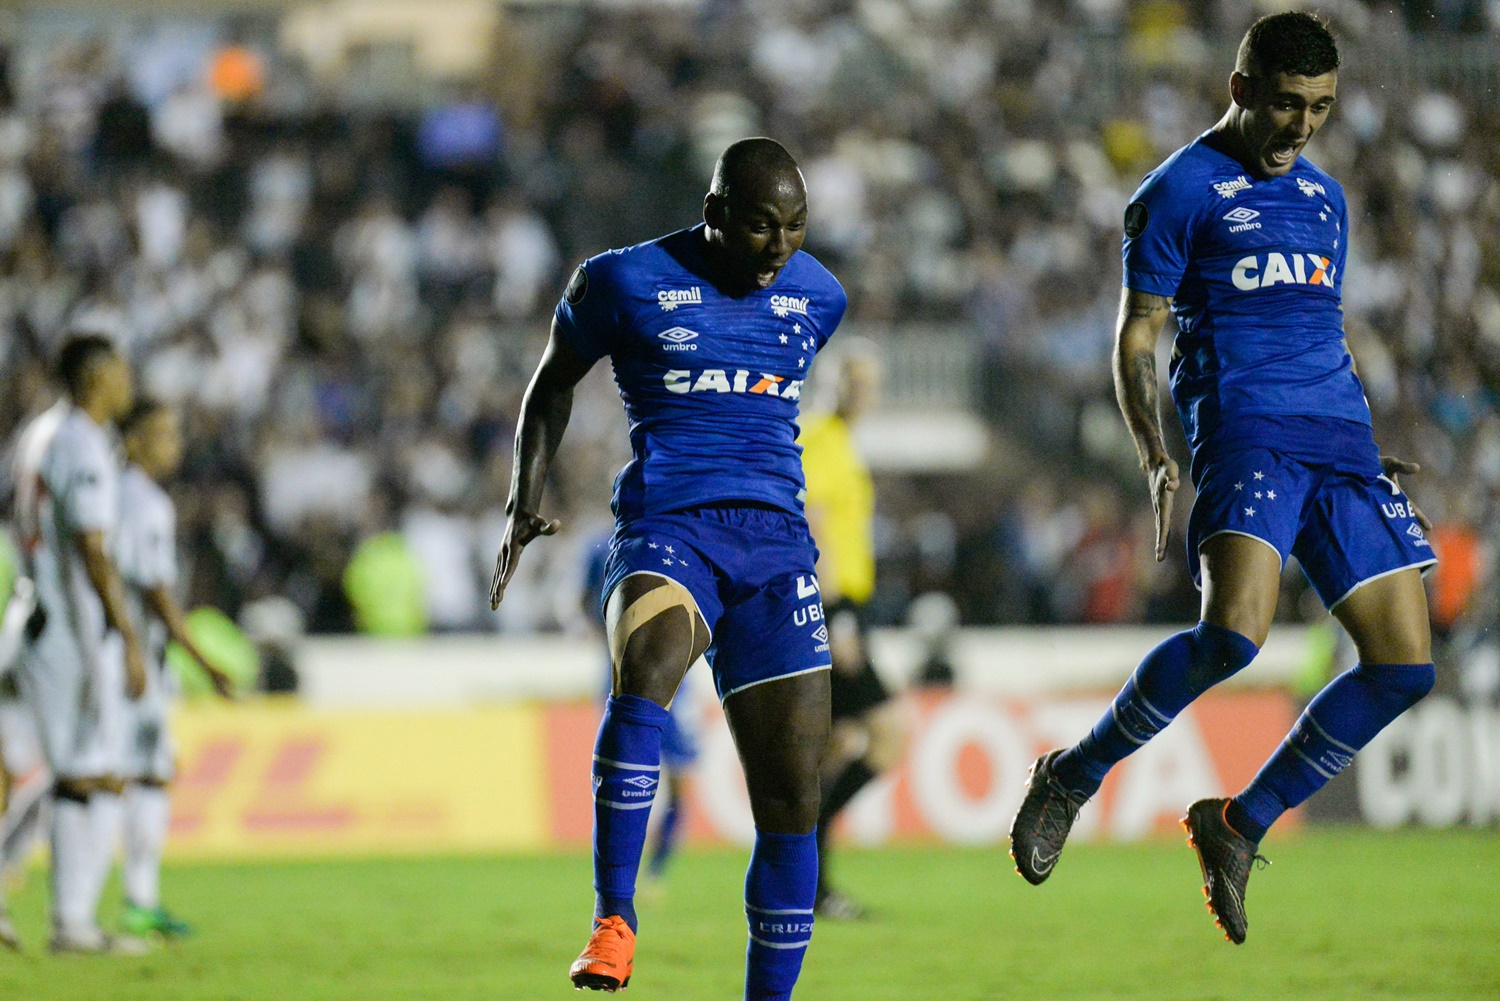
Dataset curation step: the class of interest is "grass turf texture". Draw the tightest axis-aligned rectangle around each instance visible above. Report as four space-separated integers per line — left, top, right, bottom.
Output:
0 830 1495 1001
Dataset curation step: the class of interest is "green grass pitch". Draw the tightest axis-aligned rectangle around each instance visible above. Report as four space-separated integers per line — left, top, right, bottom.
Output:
1 830 1495 1000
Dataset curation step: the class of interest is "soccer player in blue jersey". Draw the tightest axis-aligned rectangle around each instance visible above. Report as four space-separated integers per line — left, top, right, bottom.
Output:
489 137 846 998
1009 12 1437 945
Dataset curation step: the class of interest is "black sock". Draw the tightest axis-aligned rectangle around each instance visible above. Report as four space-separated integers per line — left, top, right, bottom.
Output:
820 758 878 826
816 759 877 895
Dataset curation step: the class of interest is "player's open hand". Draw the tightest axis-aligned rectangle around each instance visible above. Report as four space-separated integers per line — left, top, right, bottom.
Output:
206 664 237 700
1146 455 1181 562
1379 455 1432 531
490 508 562 609
124 638 148 700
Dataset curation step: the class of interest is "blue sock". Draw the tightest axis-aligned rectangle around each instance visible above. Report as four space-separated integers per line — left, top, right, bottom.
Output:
647 777 682 879
744 829 818 1001
1229 662 1435 842
592 694 669 933
1053 622 1259 797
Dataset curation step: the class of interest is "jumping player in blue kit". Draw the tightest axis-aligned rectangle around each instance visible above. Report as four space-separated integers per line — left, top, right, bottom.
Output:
489 138 846 998
1009 13 1437 945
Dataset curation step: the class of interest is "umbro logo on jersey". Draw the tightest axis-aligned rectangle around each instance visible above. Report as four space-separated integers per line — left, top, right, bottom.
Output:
1213 175 1251 199
1223 207 1262 233
1230 252 1335 290
658 287 702 310
657 327 700 351
1296 177 1327 198
1405 523 1431 548
811 625 829 643
770 294 810 318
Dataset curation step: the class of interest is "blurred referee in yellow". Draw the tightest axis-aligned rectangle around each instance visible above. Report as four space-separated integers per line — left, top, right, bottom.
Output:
799 341 906 920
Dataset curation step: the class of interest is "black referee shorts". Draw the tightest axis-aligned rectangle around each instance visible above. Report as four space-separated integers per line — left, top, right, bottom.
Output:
826 597 891 721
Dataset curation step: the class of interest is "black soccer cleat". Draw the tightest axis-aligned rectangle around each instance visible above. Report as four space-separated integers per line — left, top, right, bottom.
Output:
1182 798 1269 945
1008 749 1089 885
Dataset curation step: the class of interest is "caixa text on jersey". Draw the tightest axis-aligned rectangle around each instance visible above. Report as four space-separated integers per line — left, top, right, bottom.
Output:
662 369 805 399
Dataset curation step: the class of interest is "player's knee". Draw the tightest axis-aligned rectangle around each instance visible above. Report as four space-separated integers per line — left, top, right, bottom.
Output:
1184 621 1260 694
608 578 701 690
749 775 821 834
1354 661 1435 710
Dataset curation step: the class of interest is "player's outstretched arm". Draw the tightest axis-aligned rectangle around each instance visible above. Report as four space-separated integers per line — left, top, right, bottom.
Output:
78 529 147 699
490 323 596 609
1113 288 1180 562
145 586 236 698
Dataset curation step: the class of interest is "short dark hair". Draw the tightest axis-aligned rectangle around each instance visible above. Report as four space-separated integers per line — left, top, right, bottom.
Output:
121 397 169 436
1236 11 1339 79
710 137 801 200
55 334 118 399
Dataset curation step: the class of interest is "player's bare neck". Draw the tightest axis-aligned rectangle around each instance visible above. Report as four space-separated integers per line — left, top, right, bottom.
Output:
75 394 113 428
1207 115 1269 180
700 228 755 298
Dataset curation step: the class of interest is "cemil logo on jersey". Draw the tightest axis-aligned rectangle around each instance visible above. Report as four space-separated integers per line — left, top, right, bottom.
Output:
1230 252 1335 291
770 295 810 318
1223 207 1261 233
657 326 699 351
663 369 804 399
1296 177 1327 198
1213 175 1251 199
657 287 702 311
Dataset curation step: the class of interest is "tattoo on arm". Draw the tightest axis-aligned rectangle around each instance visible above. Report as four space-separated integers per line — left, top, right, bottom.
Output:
1130 351 1160 434
1114 291 1172 466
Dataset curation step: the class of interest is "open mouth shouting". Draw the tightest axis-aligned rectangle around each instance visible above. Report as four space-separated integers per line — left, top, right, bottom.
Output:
1264 135 1305 173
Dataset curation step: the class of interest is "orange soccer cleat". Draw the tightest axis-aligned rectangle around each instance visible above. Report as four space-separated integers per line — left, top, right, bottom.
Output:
569 915 635 992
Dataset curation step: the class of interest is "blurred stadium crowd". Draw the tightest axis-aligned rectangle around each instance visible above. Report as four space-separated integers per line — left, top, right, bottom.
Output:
0 0 1496 637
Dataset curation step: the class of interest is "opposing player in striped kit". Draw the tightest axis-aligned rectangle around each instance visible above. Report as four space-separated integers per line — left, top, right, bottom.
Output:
113 399 236 939
10 334 148 954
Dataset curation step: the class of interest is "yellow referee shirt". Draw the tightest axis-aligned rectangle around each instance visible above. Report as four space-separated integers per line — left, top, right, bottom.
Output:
798 412 874 604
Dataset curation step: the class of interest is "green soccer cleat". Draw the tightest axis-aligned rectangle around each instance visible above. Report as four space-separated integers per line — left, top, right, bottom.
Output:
122 904 194 940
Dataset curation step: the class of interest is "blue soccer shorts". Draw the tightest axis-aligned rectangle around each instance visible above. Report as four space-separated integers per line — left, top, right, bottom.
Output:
1187 447 1437 609
602 505 832 701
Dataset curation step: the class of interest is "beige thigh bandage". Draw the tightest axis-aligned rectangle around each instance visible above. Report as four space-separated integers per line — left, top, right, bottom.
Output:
606 575 700 672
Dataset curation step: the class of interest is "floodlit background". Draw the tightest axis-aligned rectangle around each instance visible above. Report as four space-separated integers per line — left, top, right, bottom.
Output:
0 1 1496 998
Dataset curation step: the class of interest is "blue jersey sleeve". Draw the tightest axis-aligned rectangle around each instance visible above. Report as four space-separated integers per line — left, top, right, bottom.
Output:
1122 167 1203 298
554 256 628 364
816 281 848 349
1333 188 1349 298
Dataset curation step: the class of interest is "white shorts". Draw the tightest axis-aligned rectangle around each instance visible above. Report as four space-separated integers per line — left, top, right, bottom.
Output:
15 625 127 780
0 691 47 783
121 666 175 782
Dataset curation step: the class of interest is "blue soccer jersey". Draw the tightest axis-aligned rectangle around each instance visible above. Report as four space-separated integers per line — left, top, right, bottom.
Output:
555 225 848 523
1122 132 1369 456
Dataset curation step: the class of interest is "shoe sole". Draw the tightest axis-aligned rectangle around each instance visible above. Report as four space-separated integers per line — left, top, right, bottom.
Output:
1180 812 1241 945
571 972 630 992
